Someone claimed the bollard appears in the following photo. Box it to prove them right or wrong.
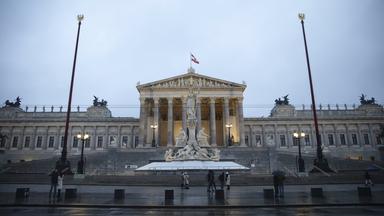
[114,189,125,200]
[311,188,323,198]
[263,188,274,199]
[65,188,77,200]
[215,189,225,200]
[165,189,174,200]
[357,187,371,197]
[15,188,30,199]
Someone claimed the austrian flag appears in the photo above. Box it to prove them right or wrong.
[191,54,199,64]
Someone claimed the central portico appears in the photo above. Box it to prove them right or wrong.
[136,67,246,148]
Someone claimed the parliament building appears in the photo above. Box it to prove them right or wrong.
[1,68,384,163]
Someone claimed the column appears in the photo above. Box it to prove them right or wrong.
[138,97,146,147]
[55,126,60,150]
[19,126,25,150]
[209,97,217,146]
[92,126,97,150]
[167,97,174,147]
[223,98,230,146]
[153,97,160,147]
[237,97,246,147]
[196,97,202,133]
[117,125,121,148]
[181,97,187,132]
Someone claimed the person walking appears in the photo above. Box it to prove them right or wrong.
[180,172,185,188]
[48,169,59,199]
[57,173,63,201]
[219,172,225,189]
[365,171,374,186]
[207,170,216,192]
[225,171,231,190]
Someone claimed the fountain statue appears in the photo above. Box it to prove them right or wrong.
[165,78,220,161]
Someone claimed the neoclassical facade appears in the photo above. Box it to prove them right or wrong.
[0,69,383,162]
[136,68,246,148]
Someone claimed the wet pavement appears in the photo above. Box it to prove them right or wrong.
[0,184,383,207]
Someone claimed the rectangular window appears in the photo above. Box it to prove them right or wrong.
[292,136,298,146]
[340,134,346,145]
[304,134,310,146]
[280,135,286,147]
[352,134,358,145]
[135,136,139,147]
[122,136,129,147]
[364,134,370,145]
[24,136,31,148]
[245,135,249,145]
[0,136,5,148]
[36,136,43,148]
[48,136,55,148]
[12,136,18,148]
[72,136,78,148]
[255,135,261,146]
[85,137,91,148]
[60,136,64,148]
[109,136,117,146]
[328,134,334,146]
[97,136,103,148]
[377,136,382,145]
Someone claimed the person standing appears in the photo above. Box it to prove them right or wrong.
[48,169,59,199]
[183,172,190,189]
[207,170,216,192]
[225,171,231,190]
[278,174,285,197]
[219,172,225,189]
[57,173,63,201]
[365,171,374,186]
[273,174,279,197]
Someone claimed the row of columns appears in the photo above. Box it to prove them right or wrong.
[139,96,245,147]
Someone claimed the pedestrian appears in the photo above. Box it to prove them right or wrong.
[48,169,59,199]
[278,174,285,197]
[183,172,190,189]
[225,171,231,190]
[219,172,225,189]
[180,172,185,188]
[57,173,63,201]
[207,170,216,192]
[273,174,279,197]
[365,171,374,186]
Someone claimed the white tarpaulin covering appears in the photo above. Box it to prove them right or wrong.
[136,161,250,171]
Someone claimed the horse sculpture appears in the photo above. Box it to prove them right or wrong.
[93,96,108,107]
[4,97,21,108]
[274,94,289,105]
[360,94,376,105]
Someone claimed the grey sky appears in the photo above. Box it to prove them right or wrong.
[1,0,383,117]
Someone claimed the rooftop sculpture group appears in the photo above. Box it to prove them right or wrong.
[93,96,108,107]
[360,94,376,105]
[274,95,290,106]
[3,96,21,108]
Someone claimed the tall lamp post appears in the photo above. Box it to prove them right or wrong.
[298,13,332,172]
[293,132,305,172]
[56,15,84,174]
[150,124,157,147]
[76,133,89,174]
[225,124,233,146]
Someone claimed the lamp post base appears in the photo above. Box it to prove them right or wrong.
[310,158,334,173]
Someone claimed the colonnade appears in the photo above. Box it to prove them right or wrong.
[138,96,245,147]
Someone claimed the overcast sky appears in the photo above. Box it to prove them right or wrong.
[1,0,383,117]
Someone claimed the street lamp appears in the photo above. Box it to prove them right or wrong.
[150,124,157,147]
[225,124,233,146]
[56,14,84,174]
[76,133,89,174]
[298,13,332,172]
[293,132,306,172]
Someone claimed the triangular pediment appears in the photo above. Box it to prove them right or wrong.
[137,68,246,91]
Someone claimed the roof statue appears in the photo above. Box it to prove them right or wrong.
[4,96,21,108]
[360,94,376,105]
[93,96,108,107]
[274,94,290,105]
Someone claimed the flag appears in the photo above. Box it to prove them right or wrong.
[191,54,199,64]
